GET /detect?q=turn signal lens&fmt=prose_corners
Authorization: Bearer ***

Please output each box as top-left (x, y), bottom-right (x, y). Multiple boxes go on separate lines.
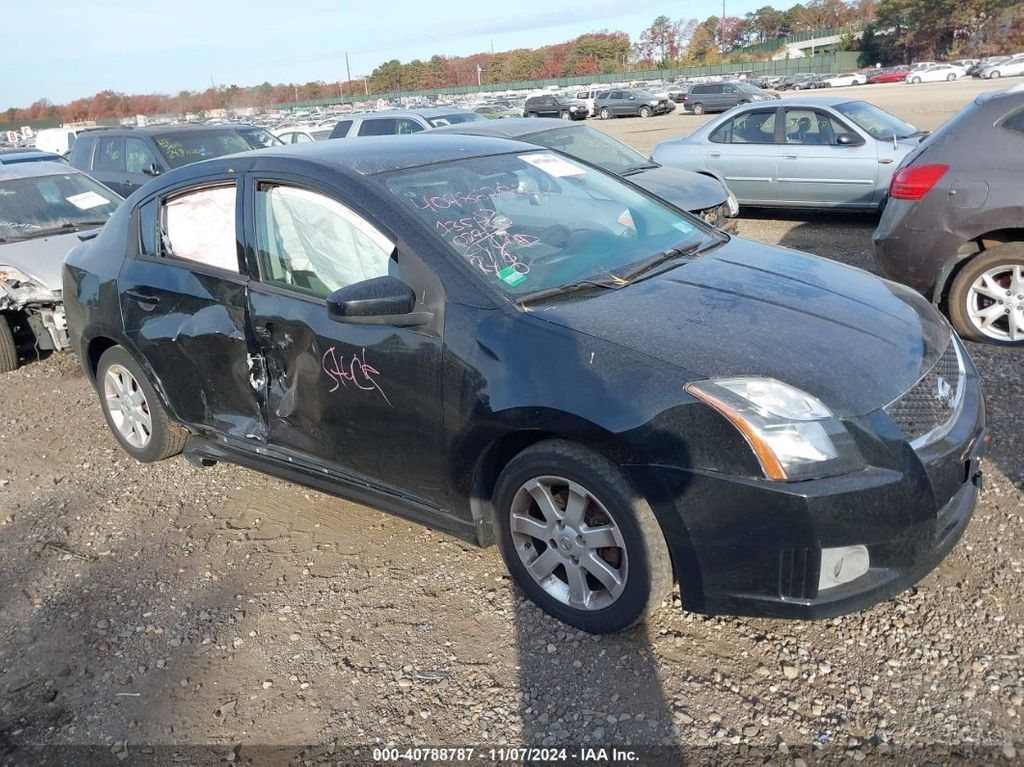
top-left (889, 163), bottom-right (948, 200)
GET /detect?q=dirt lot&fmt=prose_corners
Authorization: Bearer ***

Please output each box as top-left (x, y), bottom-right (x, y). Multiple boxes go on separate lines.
top-left (1, 79), bottom-right (1022, 764)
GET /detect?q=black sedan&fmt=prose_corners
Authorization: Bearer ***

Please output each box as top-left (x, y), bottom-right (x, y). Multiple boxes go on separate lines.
top-left (64, 136), bottom-right (986, 634)
top-left (429, 118), bottom-right (738, 229)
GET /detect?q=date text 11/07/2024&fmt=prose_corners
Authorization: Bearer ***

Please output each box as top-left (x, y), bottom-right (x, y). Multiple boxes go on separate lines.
top-left (372, 747), bottom-right (640, 762)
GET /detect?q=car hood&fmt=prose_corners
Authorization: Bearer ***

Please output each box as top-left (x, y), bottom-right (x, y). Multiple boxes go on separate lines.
top-left (629, 165), bottom-right (729, 213)
top-left (530, 238), bottom-right (951, 417)
top-left (0, 230), bottom-right (83, 291)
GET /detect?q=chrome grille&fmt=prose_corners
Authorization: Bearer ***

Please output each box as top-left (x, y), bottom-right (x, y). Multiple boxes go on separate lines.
top-left (884, 335), bottom-right (965, 448)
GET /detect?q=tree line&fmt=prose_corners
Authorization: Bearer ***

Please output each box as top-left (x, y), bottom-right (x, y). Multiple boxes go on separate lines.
top-left (4, 0), bottom-right (1021, 128)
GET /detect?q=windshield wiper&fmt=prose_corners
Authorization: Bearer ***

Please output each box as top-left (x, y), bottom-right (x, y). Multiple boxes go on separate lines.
top-left (517, 277), bottom-right (624, 305)
top-left (621, 163), bottom-right (660, 176)
top-left (616, 242), bottom-right (703, 282)
top-left (3, 220), bottom-right (108, 242)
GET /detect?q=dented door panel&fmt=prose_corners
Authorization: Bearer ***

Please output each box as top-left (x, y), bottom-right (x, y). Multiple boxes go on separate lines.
top-left (118, 256), bottom-right (266, 440)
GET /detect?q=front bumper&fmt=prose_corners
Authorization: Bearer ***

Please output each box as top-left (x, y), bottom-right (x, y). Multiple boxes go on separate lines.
top-left (626, 374), bottom-right (986, 619)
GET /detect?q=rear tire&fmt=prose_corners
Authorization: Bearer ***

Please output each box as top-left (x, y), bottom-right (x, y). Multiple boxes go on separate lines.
top-left (493, 440), bottom-right (673, 634)
top-left (911, 76), bottom-right (921, 84)
top-left (0, 315), bottom-right (17, 373)
top-left (691, 102), bottom-right (705, 115)
top-left (947, 245), bottom-right (1024, 346)
top-left (96, 345), bottom-right (187, 461)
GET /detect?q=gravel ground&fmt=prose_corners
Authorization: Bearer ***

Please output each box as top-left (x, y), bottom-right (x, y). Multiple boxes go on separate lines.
top-left (1, 79), bottom-right (1022, 764)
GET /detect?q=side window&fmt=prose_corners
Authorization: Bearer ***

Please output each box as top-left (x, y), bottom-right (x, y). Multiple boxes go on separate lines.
top-left (1002, 109), bottom-right (1024, 135)
top-left (396, 119), bottom-right (425, 135)
top-left (723, 85), bottom-right (738, 94)
top-left (254, 184), bottom-right (394, 298)
top-left (95, 136), bottom-right (125, 172)
top-left (161, 185), bottom-right (239, 273)
top-left (710, 110), bottom-right (777, 144)
top-left (784, 109), bottom-right (847, 145)
top-left (358, 118), bottom-right (399, 136)
top-left (331, 120), bottom-right (352, 138)
top-left (138, 199), bottom-right (158, 256)
top-left (126, 137), bottom-right (158, 173)
top-left (294, 132), bottom-right (313, 143)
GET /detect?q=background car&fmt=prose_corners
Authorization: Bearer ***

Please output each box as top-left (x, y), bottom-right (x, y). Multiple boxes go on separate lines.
top-left (969, 55), bottom-right (1011, 76)
top-left (873, 85), bottom-right (1024, 345)
top-left (523, 94), bottom-right (588, 120)
top-left (69, 124), bottom-right (283, 196)
top-left (820, 72), bottom-right (868, 87)
top-left (329, 108), bottom-right (485, 138)
top-left (667, 83), bottom-right (692, 102)
top-left (907, 64), bottom-right (967, 83)
top-left (681, 82), bottom-right (777, 114)
top-left (273, 125), bottom-right (333, 143)
top-left (0, 148), bottom-right (69, 166)
top-left (429, 117), bottom-right (739, 228)
top-left (0, 162), bottom-right (121, 371)
top-left (593, 89), bottom-right (674, 119)
top-left (652, 97), bottom-right (924, 209)
top-left (978, 54), bottom-right (1024, 79)
top-left (63, 135), bottom-right (985, 634)
top-left (868, 68), bottom-right (910, 84)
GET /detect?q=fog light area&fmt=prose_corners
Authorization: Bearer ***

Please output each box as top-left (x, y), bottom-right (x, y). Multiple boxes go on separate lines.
top-left (818, 545), bottom-right (870, 591)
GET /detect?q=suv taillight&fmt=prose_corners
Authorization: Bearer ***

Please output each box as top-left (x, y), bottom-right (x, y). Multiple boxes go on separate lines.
top-left (889, 163), bottom-right (948, 200)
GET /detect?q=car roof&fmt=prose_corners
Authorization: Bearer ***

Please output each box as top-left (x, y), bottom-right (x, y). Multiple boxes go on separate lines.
top-left (339, 108), bottom-right (478, 120)
top-left (80, 124), bottom-right (264, 135)
top-left (429, 117), bottom-right (573, 140)
top-left (219, 134), bottom-right (541, 176)
top-left (0, 160), bottom-right (83, 181)
top-left (753, 95), bottom-right (864, 107)
top-left (0, 148), bottom-right (62, 159)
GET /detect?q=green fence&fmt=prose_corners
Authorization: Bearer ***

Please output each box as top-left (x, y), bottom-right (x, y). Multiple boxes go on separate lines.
top-left (270, 52), bottom-right (860, 111)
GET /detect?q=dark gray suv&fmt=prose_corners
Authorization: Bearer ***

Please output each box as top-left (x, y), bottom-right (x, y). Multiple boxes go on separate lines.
top-left (873, 86), bottom-right (1024, 346)
top-left (682, 82), bottom-right (777, 115)
top-left (594, 90), bottom-right (673, 119)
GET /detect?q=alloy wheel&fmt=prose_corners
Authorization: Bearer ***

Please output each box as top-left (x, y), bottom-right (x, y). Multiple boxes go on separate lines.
top-left (103, 363), bottom-right (153, 448)
top-left (966, 264), bottom-right (1024, 342)
top-left (509, 475), bottom-right (628, 611)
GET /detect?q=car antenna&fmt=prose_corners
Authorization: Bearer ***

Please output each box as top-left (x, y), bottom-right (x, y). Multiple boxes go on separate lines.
top-left (893, 132), bottom-right (897, 151)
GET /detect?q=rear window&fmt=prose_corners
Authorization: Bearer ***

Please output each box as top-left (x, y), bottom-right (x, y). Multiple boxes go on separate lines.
top-left (427, 113), bottom-right (485, 127)
top-left (152, 131), bottom-right (252, 169)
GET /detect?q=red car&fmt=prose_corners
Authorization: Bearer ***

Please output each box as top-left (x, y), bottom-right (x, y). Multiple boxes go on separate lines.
top-left (869, 69), bottom-right (909, 84)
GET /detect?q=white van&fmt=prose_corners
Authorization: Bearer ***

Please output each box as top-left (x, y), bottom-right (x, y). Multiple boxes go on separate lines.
top-left (34, 127), bottom-right (88, 156)
top-left (573, 88), bottom-right (606, 117)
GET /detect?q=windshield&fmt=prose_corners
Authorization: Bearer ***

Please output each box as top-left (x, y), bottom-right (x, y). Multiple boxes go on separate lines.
top-left (834, 101), bottom-right (919, 140)
top-left (528, 125), bottom-right (650, 175)
top-left (427, 113), bottom-right (486, 127)
top-left (154, 131), bottom-right (256, 168)
top-left (382, 151), bottom-right (716, 299)
top-left (0, 171), bottom-right (121, 241)
top-left (736, 82), bottom-right (763, 93)
top-left (235, 126), bottom-right (284, 149)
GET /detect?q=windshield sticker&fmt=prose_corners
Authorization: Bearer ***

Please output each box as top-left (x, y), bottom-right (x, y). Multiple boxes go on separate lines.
top-left (617, 209), bottom-right (636, 229)
top-left (498, 265), bottom-right (528, 287)
top-left (520, 153), bottom-right (586, 178)
top-left (673, 220), bottom-right (696, 234)
top-left (67, 191), bottom-right (110, 210)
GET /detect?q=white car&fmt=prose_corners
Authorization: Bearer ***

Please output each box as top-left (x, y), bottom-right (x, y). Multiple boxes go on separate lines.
top-left (906, 64), bottom-right (967, 83)
top-left (272, 125), bottom-right (333, 144)
top-left (979, 55), bottom-right (1024, 79)
top-left (820, 72), bottom-right (867, 87)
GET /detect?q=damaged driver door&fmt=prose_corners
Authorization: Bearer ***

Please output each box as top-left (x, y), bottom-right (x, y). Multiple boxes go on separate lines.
top-left (118, 174), bottom-right (267, 442)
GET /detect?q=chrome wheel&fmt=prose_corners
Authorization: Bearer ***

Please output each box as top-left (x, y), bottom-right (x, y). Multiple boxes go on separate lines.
top-left (967, 264), bottom-right (1024, 342)
top-left (103, 363), bottom-right (153, 448)
top-left (509, 475), bottom-right (628, 610)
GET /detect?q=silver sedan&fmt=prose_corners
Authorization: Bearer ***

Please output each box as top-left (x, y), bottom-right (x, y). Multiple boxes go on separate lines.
top-left (651, 97), bottom-right (927, 210)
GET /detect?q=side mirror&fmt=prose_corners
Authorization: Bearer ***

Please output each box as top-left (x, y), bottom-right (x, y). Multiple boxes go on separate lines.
top-left (835, 133), bottom-right (863, 146)
top-left (628, 95), bottom-right (636, 100)
top-left (326, 275), bottom-right (431, 327)
top-left (142, 162), bottom-right (162, 176)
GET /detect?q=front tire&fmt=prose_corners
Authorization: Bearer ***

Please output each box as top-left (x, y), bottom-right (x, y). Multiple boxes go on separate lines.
top-left (990, 70), bottom-right (1001, 78)
top-left (947, 245), bottom-right (1024, 346)
top-left (96, 345), bottom-right (187, 461)
top-left (493, 440), bottom-right (673, 634)
top-left (560, 110), bottom-right (571, 120)
top-left (0, 315), bottom-right (17, 373)
top-left (639, 105), bottom-right (652, 118)
top-left (946, 73), bottom-right (956, 81)
top-left (599, 107), bottom-right (611, 120)
top-left (911, 76), bottom-right (921, 84)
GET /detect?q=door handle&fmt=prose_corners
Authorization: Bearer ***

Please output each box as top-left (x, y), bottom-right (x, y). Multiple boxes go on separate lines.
top-left (782, 154), bottom-right (798, 159)
top-left (708, 152), bottom-right (721, 158)
top-left (123, 288), bottom-right (159, 307)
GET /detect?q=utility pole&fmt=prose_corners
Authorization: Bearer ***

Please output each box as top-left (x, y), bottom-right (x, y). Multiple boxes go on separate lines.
top-left (345, 52), bottom-right (352, 97)
top-left (720, 0), bottom-right (726, 51)
top-left (476, 63), bottom-right (483, 87)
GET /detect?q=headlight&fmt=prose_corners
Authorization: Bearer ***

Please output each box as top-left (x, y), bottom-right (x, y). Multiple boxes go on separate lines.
top-left (649, 99), bottom-right (660, 106)
top-left (0, 266), bottom-right (37, 286)
top-left (686, 377), bottom-right (866, 481)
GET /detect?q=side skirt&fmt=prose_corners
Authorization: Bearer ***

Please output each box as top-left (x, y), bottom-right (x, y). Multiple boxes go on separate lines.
top-left (182, 435), bottom-right (483, 546)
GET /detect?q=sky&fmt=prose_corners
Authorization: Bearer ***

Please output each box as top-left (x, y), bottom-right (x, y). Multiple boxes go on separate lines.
top-left (4, 0), bottom-right (770, 109)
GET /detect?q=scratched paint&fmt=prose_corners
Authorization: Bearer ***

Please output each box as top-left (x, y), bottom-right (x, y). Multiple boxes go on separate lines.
top-left (321, 346), bottom-right (392, 407)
